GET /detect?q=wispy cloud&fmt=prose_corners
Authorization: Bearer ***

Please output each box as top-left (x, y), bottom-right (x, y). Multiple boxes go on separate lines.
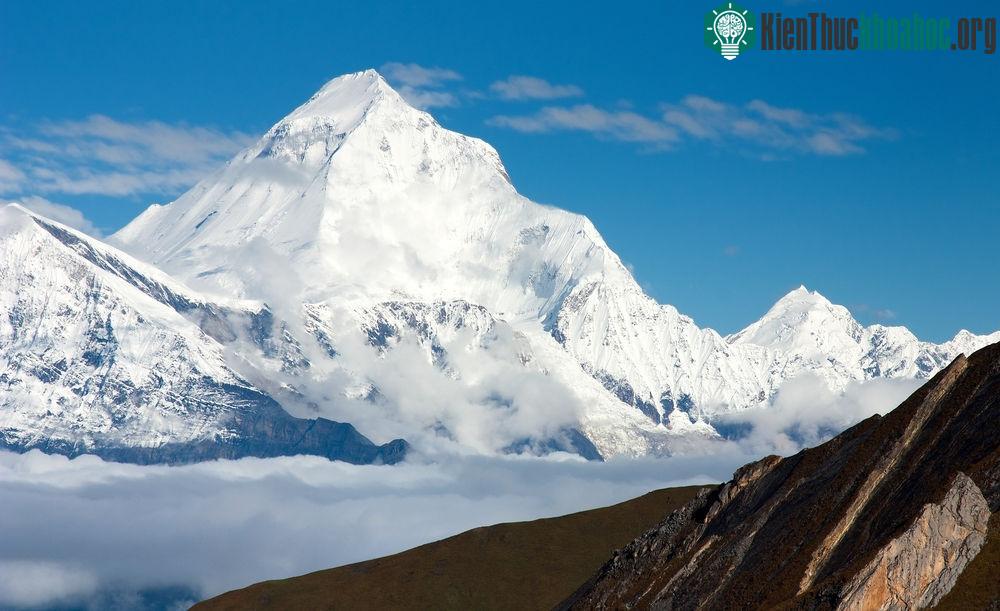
top-left (16, 195), bottom-right (103, 237)
top-left (397, 88), bottom-right (459, 110)
top-left (379, 62), bottom-right (462, 88)
top-left (0, 116), bottom-right (254, 197)
top-left (489, 95), bottom-right (893, 156)
top-left (662, 96), bottom-right (896, 157)
top-left (380, 62), bottom-right (463, 109)
top-left (488, 105), bottom-right (678, 145)
top-left (490, 76), bottom-right (584, 100)
top-left (0, 159), bottom-right (25, 192)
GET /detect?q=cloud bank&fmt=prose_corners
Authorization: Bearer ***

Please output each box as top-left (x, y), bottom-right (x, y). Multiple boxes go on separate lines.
top-left (0, 370), bottom-right (926, 609)
top-left (380, 62), bottom-right (463, 109)
top-left (0, 450), bottom-right (736, 610)
top-left (717, 374), bottom-right (922, 454)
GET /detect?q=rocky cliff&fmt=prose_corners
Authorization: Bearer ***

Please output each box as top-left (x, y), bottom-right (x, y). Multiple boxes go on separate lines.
top-left (561, 342), bottom-right (1000, 609)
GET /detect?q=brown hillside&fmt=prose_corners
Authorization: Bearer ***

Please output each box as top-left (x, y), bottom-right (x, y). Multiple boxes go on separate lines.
top-left (193, 485), bottom-right (707, 611)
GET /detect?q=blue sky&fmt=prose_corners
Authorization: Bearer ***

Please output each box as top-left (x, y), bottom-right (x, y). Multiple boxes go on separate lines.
top-left (1, 0), bottom-right (997, 341)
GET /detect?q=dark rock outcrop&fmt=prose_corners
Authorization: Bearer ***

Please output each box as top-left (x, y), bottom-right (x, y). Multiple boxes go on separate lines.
top-left (561, 342), bottom-right (1000, 610)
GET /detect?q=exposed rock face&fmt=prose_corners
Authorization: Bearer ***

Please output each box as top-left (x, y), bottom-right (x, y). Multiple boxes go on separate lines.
top-left (561, 342), bottom-right (1000, 610)
top-left (838, 473), bottom-right (989, 610)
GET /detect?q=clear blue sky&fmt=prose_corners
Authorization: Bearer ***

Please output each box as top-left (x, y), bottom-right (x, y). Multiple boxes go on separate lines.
top-left (1, 0), bottom-right (997, 341)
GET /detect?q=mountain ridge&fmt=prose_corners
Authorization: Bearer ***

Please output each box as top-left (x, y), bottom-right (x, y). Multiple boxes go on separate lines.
top-left (561, 341), bottom-right (1000, 609)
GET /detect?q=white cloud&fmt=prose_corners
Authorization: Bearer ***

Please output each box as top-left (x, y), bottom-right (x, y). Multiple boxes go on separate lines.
top-left (379, 62), bottom-right (462, 88)
top-left (0, 116), bottom-right (254, 197)
top-left (37, 115), bottom-right (252, 165)
top-left (489, 95), bottom-right (893, 156)
top-left (396, 86), bottom-right (459, 109)
top-left (716, 374), bottom-right (921, 455)
top-left (379, 63), bottom-right (463, 109)
top-left (17, 195), bottom-right (103, 236)
top-left (0, 561), bottom-right (98, 608)
top-left (488, 105), bottom-right (678, 144)
top-left (662, 95), bottom-right (896, 157)
top-left (0, 450), bottom-right (738, 609)
top-left (490, 76), bottom-right (584, 100)
top-left (0, 369), bottom-right (928, 609)
top-left (876, 308), bottom-right (898, 321)
top-left (0, 159), bottom-right (26, 192)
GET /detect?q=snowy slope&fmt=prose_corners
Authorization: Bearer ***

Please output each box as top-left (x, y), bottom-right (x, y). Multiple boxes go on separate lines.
top-left (108, 69), bottom-right (999, 458)
top-left (0, 203), bottom-right (406, 464)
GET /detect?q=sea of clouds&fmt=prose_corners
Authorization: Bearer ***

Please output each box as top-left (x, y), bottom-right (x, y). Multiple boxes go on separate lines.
top-left (0, 375), bottom-right (920, 610)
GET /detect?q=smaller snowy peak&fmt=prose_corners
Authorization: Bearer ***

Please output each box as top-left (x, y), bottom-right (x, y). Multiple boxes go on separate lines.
top-left (940, 328), bottom-right (1000, 356)
top-left (769, 285), bottom-right (833, 310)
top-left (728, 285), bottom-right (862, 353)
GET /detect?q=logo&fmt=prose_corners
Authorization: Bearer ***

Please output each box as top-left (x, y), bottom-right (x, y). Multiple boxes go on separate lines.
top-left (705, 2), bottom-right (756, 60)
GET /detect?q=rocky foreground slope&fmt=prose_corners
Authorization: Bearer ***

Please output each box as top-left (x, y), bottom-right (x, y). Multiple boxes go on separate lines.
top-left (561, 342), bottom-right (1000, 609)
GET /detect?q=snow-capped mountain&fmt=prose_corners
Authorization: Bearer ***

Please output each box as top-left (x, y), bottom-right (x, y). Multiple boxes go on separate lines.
top-left (104, 69), bottom-right (998, 459)
top-left (0, 203), bottom-right (406, 464)
top-left (4, 69), bottom-right (995, 462)
top-left (727, 286), bottom-right (1000, 394)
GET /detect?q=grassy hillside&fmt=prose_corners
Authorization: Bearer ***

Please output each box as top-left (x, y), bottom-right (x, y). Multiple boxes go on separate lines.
top-left (193, 485), bottom-right (708, 611)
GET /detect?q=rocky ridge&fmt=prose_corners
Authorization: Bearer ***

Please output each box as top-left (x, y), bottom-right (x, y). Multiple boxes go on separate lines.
top-left (561, 342), bottom-right (1000, 609)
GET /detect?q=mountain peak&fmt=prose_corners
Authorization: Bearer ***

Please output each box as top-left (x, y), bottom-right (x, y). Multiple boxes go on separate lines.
top-left (775, 284), bottom-right (830, 307)
top-left (728, 285), bottom-right (859, 350)
top-left (286, 69), bottom-right (404, 124)
top-left (237, 69), bottom-right (414, 168)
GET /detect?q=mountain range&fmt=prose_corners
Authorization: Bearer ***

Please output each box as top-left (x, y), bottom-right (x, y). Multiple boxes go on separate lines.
top-left (2, 69), bottom-right (997, 462)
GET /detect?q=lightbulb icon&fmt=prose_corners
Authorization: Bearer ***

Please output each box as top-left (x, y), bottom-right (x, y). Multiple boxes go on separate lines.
top-left (709, 3), bottom-right (753, 60)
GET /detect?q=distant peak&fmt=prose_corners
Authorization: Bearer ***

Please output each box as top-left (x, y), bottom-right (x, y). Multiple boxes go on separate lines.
top-left (951, 329), bottom-right (976, 342)
top-left (774, 285), bottom-right (830, 307)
